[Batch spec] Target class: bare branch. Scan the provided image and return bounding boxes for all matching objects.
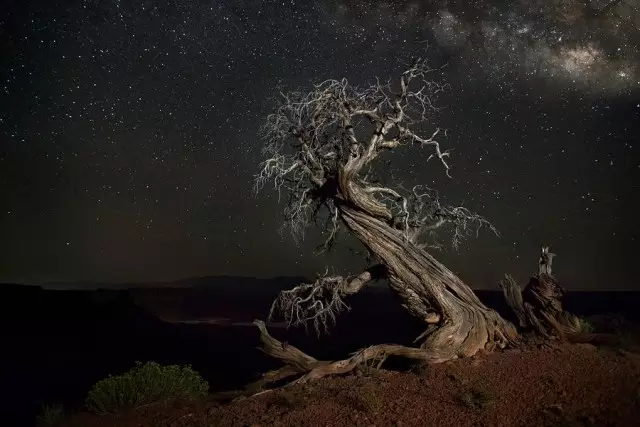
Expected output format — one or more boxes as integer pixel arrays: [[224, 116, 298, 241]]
[[364, 184, 497, 249], [268, 264, 386, 335], [398, 127, 452, 177], [315, 202, 340, 254], [255, 57, 452, 243]]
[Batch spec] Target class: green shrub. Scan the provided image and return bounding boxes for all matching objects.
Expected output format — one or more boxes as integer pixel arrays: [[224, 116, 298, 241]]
[[85, 361, 209, 414], [577, 317, 594, 334], [36, 403, 65, 426]]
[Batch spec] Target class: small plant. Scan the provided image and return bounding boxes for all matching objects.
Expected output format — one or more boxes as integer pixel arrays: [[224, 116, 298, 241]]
[[85, 361, 209, 414], [36, 403, 65, 426], [457, 387, 493, 410], [577, 317, 594, 334]]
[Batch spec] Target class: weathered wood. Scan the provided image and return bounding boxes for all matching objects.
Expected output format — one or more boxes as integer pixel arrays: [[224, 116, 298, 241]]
[[499, 274, 527, 328], [250, 58, 522, 392], [338, 202, 518, 360], [251, 320, 450, 386], [502, 247, 581, 339], [539, 245, 555, 275]]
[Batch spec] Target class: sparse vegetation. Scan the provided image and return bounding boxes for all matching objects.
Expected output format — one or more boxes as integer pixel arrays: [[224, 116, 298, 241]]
[[35, 403, 65, 426], [457, 387, 494, 410], [577, 317, 594, 334], [85, 361, 209, 414]]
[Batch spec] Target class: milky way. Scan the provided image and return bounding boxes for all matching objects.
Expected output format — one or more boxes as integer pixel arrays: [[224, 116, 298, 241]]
[[0, 0, 638, 289], [324, 0, 638, 94]]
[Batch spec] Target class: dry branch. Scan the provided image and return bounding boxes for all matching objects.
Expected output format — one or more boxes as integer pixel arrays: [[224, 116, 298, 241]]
[[268, 264, 386, 335], [254, 57, 490, 249]]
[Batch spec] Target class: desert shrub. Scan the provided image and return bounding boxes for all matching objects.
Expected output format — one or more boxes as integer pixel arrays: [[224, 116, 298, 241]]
[[85, 361, 209, 414], [35, 403, 65, 426], [577, 317, 594, 334], [457, 387, 493, 410]]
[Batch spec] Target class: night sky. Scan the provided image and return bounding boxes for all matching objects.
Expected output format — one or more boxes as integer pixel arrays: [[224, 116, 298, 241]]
[[1, 0, 638, 289]]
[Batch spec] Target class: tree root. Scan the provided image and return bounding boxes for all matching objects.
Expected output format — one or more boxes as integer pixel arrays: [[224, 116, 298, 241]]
[[240, 319, 449, 398]]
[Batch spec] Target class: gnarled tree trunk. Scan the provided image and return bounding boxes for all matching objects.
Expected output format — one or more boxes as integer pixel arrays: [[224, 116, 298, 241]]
[[245, 195, 518, 390], [338, 202, 517, 361]]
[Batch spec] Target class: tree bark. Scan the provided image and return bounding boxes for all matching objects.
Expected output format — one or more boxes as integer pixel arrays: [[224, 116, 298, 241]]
[[498, 275, 528, 328], [338, 202, 518, 361], [500, 247, 582, 339]]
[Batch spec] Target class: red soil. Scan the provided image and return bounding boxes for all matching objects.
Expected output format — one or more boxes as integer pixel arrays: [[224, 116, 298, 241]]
[[63, 342, 640, 427]]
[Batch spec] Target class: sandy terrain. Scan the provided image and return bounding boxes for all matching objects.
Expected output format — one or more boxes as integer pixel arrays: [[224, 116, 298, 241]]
[[63, 339, 640, 427]]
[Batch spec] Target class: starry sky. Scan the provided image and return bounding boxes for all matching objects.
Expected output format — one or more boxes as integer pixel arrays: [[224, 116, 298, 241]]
[[0, 0, 638, 289]]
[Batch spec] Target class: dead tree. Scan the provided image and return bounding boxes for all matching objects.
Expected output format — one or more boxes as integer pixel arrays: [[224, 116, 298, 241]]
[[252, 58, 518, 386], [499, 246, 581, 339], [538, 246, 555, 275]]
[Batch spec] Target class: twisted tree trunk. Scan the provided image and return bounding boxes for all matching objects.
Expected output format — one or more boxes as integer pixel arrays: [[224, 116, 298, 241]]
[[244, 196, 518, 392], [244, 174, 520, 392], [338, 203, 518, 361]]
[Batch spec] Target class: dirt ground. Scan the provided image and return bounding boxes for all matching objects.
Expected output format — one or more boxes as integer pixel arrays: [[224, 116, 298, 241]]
[[63, 339, 640, 427]]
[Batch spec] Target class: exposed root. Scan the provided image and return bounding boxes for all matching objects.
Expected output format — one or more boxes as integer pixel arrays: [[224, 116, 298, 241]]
[[245, 319, 452, 397]]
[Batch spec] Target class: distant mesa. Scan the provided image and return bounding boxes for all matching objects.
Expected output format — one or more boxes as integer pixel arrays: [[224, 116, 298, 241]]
[[35, 275, 311, 291]]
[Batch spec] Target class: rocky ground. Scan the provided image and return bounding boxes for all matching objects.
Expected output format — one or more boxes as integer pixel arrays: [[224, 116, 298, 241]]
[[62, 337, 640, 427]]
